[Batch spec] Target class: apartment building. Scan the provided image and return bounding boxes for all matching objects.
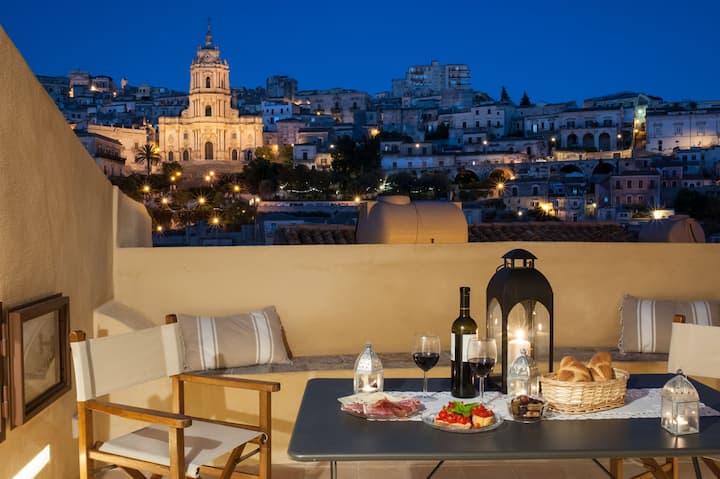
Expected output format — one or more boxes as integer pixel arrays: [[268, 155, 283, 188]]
[[646, 107, 720, 153], [262, 100, 301, 130], [76, 131, 127, 177], [391, 60, 471, 97], [266, 75, 298, 100], [295, 88, 369, 124], [557, 107, 624, 151]]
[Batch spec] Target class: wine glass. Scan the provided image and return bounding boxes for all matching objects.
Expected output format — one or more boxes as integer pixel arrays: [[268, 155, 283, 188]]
[[412, 334, 441, 397], [467, 337, 497, 403]]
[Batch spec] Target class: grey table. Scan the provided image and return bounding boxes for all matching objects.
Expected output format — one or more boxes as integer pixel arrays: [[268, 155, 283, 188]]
[[287, 375, 720, 479]]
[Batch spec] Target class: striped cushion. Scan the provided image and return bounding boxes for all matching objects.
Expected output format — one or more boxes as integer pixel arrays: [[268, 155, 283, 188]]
[[177, 306, 291, 371], [619, 295, 720, 353]]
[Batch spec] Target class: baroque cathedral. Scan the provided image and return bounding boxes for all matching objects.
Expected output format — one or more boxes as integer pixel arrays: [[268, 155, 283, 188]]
[[158, 27, 263, 174]]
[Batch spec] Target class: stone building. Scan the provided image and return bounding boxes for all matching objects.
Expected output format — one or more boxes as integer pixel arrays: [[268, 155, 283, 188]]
[[158, 27, 263, 174], [645, 107, 720, 154]]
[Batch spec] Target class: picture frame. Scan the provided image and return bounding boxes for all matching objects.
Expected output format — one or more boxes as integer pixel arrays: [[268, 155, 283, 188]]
[[8, 294, 70, 428], [0, 301, 5, 443]]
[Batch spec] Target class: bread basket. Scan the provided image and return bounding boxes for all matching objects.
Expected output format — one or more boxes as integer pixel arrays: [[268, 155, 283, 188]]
[[540, 368, 629, 414]]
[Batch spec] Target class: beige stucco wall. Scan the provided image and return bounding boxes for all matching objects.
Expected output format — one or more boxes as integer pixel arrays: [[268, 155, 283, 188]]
[[113, 242, 720, 354], [0, 27, 115, 478]]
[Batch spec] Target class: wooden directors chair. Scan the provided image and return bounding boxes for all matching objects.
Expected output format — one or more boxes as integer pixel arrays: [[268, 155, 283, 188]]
[[69, 318, 280, 479], [668, 322, 720, 479]]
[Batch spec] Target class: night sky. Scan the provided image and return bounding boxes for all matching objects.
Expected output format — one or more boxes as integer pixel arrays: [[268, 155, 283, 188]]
[[3, 0, 719, 104]]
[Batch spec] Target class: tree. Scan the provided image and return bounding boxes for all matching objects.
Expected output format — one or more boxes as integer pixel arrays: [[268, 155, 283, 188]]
[[254, 146, 275, 161], [386, 171, 417, 195], [500, 86, 511, 103], [134, 143, 160, 178], [418, 171, 451, 199], [331, 136, 381, 196], [162, 161, 183, 176], [240, 158, 281, 196], [520, 91, 531, 106]]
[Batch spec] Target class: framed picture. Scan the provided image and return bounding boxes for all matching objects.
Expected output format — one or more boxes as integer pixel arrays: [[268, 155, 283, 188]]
[[8, 294, 70, 428], [0, 301, 4, 442]]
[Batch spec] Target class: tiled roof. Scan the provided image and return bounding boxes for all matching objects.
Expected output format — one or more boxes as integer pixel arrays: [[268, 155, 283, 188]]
[[274, 225, 356, 245], [274, 222, 638, 244], [468, 223, 637, 242]]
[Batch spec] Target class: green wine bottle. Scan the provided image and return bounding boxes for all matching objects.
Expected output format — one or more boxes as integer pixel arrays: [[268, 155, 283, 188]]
[[451, 286, 478, 398]]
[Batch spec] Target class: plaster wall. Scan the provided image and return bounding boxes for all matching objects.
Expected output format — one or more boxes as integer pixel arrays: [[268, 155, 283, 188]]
[[113, 242, 720, 355], [0, 28, 115, 478]]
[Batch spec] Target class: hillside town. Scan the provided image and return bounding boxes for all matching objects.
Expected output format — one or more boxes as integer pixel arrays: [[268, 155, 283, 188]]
[[38, 27, 720, 243]]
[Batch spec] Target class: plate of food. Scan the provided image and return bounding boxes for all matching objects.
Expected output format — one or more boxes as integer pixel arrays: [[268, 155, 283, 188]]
[[338, 392, 424, 420], [422, 401, 503, 433]]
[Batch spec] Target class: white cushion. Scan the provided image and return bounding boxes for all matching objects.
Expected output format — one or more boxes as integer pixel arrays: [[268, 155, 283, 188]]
[[98, 420, 262, 478]]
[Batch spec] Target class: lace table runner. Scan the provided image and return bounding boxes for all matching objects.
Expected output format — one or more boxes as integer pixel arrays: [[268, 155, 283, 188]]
[[383, 389, 720, 422]]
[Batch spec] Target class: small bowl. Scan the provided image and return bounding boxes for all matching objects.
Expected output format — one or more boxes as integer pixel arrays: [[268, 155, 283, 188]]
[[508, 395, 546, 423]]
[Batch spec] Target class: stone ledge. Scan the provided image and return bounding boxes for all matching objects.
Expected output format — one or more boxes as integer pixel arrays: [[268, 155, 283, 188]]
[[194, 348, 666, 376]]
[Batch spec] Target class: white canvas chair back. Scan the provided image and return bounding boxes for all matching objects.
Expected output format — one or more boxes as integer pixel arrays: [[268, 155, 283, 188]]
[[71, 323, 185, 401], [668, 322, 720, 378]]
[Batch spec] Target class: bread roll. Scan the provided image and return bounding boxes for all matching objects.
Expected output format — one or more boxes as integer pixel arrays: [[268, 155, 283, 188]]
[[587, 352, 612, 368], [557, 360, 592, 382], [559, 355, 579, 369], [588, 351, 615, 381], [590, 364, 615, 381]]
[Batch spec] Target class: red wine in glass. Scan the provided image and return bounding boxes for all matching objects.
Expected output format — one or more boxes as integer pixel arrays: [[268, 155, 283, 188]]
[[413, 352, 440, 371], [468, 357, 496, 378], [413, 334, 440, 397], [467, 338, 497, 403]]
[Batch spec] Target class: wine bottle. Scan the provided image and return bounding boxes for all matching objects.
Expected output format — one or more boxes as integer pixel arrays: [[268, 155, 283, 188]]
[[451, 286, 478, 398]]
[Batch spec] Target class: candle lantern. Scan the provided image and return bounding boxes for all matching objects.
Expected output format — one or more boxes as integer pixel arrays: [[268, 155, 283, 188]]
[[661, 370, 699, 435], [353, 343, 384, 394], [486, 249, 553, 393], [507, 349, 539, 397]]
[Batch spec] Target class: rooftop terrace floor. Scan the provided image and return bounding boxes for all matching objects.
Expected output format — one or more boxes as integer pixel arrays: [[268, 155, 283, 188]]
[[97, 457, 713, 478]]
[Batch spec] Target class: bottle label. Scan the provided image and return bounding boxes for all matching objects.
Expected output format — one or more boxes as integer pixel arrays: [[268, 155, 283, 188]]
[[450, 333, 475, 362]]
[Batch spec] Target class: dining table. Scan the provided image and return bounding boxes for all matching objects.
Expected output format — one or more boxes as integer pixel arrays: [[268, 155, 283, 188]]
[[287, 374, 720, 479]]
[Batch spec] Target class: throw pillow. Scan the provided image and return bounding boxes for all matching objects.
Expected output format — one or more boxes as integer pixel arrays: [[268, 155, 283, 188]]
[[176, 306, 292, 371], [619, 295, 720, 353]]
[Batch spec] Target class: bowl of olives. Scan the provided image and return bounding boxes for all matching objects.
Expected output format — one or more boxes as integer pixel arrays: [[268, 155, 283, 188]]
[[508, 395, 545, 423]]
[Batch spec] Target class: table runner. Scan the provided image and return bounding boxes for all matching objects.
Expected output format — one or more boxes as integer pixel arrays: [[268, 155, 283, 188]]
[[368, 389, 720, 421]]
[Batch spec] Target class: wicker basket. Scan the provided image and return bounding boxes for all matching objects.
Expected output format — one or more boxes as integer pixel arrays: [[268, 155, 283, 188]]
[[540, 368, 629, 414]]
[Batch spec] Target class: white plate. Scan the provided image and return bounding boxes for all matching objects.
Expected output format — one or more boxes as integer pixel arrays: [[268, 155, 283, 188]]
[[421, 410, 503, 433]]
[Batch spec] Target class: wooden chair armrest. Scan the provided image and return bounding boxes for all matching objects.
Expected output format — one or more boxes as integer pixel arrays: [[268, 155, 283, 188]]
[[176, 373, 280, 392], [84, 400, 192, 428]]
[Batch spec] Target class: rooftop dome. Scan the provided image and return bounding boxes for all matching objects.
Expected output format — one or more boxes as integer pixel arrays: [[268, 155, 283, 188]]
[[356, 196, 468, 244]]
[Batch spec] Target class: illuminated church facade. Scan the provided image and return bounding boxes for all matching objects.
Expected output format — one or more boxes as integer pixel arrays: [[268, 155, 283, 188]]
[[158, 27, 263, 172]]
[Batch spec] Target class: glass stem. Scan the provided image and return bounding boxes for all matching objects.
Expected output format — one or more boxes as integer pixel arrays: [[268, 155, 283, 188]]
[[423, 371, 428, 394], [479, 375, 485, 403]]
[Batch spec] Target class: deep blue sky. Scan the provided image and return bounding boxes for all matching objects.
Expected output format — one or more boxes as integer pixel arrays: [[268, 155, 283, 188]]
[[3, 0, 719, 104]]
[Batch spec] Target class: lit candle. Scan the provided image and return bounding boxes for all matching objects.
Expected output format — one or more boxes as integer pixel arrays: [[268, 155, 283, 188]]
[[508, 329, 531, 366], [536, 323, 549, 364], [676, 416, 689, 433]]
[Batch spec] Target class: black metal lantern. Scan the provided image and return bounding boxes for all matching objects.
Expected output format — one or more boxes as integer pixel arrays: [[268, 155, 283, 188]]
[[486, 249, 553, 393]]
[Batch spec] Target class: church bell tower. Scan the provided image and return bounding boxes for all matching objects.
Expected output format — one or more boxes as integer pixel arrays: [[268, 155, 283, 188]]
[[188, 24, 232, 119]]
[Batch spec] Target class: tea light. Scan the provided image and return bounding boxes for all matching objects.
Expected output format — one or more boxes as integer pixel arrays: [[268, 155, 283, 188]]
[[508, 329, 531, 365], [676, 416, 689, 433]]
